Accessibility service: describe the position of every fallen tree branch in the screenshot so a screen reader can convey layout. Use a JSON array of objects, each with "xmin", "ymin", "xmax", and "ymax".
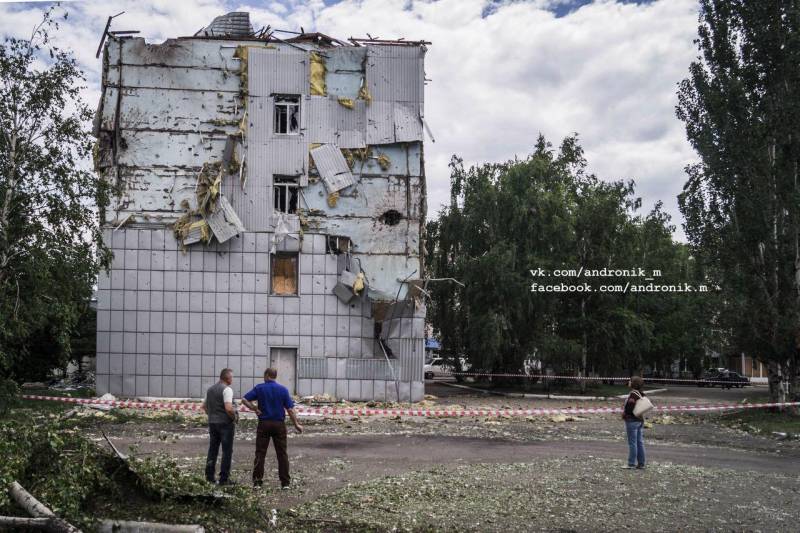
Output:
[
  {"xmin": 98, "ymin": 520, "xmax": 205, "ymax": 532},
  {"xmin": 0, "ymin": 515, "xmax": 51, "ymax": 529},
  {"xmin": 7, "ymin": 482, "xmax": 82, "ymax": 533}
]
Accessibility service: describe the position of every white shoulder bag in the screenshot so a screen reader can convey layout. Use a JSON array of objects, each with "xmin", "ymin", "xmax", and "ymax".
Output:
[{"xmin": 632, "ymin": 390, "xmax": 654, "ymax": 418}]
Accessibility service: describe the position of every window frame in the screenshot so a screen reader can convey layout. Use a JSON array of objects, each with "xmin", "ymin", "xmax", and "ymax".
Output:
[
  {"xmin": 270, "ymin": 252, "xmax": 299, "ymax": 296},
  {"xmin": 273, "ymin": 175, "xmax": 300, "ymax": 214},
  {"xmin": 273, "ymin": 95, "xmax": 301, "ymax": 135}
]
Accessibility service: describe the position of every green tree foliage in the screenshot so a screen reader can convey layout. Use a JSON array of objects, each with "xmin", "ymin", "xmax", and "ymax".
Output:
[
  {"xmin": 0, "ymin": 9, "xmax": 109, "ymax": 383},
  {"xmin": 425, "ymin": 136, "xmax": 710, "ymax": 382},
  {"xmin": 677, "ymin": 0, "xmax": 800, "ymax": 401}
]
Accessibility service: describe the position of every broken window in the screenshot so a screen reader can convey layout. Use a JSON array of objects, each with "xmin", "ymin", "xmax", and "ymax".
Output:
[
  {"xmin": 271, "ymin": 253, "xmax": 298, "ymax": 296},
  {"xmin": 274, "ymin": 175, "xmax": 299, "ymax": 214},
  {"xmin": 274, "ymin": 95, "xmax": 300, "ymax": 134},
  {"xmin": 326, "ymin": 235, "xmax": 352, "ymax": 255}
]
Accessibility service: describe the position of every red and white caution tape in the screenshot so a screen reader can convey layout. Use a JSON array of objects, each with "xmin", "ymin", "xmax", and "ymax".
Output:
[
  {"xmin": 21, "ymin": 395, "xmax": 800, "ymax": 418},
  {"xmin": 432, "ymin": 371, "xmax": 759, "ymax": 386}
]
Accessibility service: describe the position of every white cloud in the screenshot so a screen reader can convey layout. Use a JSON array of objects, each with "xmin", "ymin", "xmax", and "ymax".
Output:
[{"xmin": 0, "ymin": 0, "xmax": 701, "ymax": 238}]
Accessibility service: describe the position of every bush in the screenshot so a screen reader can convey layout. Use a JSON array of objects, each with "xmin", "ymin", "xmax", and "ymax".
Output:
[{"xmin": 0, "ymin": 379, "xmax": 19, "ymax": 417}]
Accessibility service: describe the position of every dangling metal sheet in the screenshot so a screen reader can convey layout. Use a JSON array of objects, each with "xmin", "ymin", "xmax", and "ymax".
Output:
[
  {"xmin": 310, "ymin": 144, "xmax": 355, "ymax": 193},
  {"xmin": 207, "ymin": 195, "xmax": 246, "ymax": 243}
]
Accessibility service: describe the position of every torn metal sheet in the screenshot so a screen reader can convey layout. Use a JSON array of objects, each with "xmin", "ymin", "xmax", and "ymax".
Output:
[
  {"xmin": 310, "ymin": 144, "xmax": 355, "ymax": 193},
  {"xmin": 248, "ymin": 48, "xmax": 309, "ymax": 97},
  {"xmin": 333, "ymin": 281, "xmax": 356, "ymax": 304},
  {"xmin": 206, "ymin": 195, "xmax": 245, "ymax": 243},
  {"xmin": 325, "ymin": 47, "xmax": 368, "ymax": 99},
  {"xmin": 393, "ymin": 102, "xmax": 423, "ymax": 142},
  {"xmin": 199, "ymin": 12, "xmax": 253, "ymax": 37}
]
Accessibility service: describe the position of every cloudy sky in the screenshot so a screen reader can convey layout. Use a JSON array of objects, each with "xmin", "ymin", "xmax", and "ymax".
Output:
[{"xmin": 0, "ymin": 0, "xmax": 701, "ymax": 239}]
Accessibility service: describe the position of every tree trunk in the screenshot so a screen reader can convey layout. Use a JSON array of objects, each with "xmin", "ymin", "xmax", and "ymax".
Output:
[
  {"xmin": 767, "ymin": 360, "xmax": 786, "ymax": 404},
  {"xmin": 580, "ymin": 297, "xmax": 587, "ymax": 394},
  {"xmin": 7, "ymin": 482, "xmax": 81, "ymax": 533}
]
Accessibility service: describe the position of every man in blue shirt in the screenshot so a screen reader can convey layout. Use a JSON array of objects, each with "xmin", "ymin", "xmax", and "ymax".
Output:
[{"xmin": 242, "ymin": 367, "xmax": 303, "ymax": 488}]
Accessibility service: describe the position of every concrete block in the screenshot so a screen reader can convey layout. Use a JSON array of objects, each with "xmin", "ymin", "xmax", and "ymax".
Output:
[
  {"xmin": 226, "ymin": 356, "xmax": 240, "ymax": 375},
  {"xmin": 267, "ymin": 315, "xmax": 283, "ymax": 335},
  {"xmin": 229, "ymin": 293, "xmax": 242, "ymax": 313},
  {"xmin": 254, "ymin": 356, "xmax": 269, "ymax": 375},
  {"xmin": 255, "ymin": 273, "xmax": 269, "ymax": 293},
  {"xmin": 176, "ymin": 271, "xmax": 191, "ymax": 292},
  {"xmin": 241, "ymin": 314, "xmax": 255, "ymax": 335},
  {"xmin": 136, "ymin": 293, "xmax": 149, "ymax": 312},
  {"xmin": 163, "ymin": 332, "xmax": 176, "ymax": 355},
  {"xmin": 348, "ymin": 337, "xmax": 362, "ymax": 357},
  {"xmin": 175, "ymin": 334, "xmax": 189, "ymax": 355},
  {"xmin": 325, "ymin": 255, "xmax": 339, "ymax": 275},
  {"xmin": 189, "ymin": 312, "xmax": 203, "ymax": 335},
  {"xmin": 161, "ymin": 377, "xmax": 176, "ymax": 397},
  {"xmin": 348, "ymin": 380, "xmax": 361, "ymax": 400},
  {"xmin": 255, "ymin": 251, "xmax": 269, "ymax": 274},
  {"xmin": 227, "ymin": 234, "xmax": 243, "ymax": 252},
  {"xmin": 151, "ymin": 250, "xmax": 164, "ymax": 271},
  {"xmin": 293, "ymin": 378, "xmax": 308, "ymax": 396},
  {"xmin": 337, "ymin": 337, "xmax": 349, "ymax": 357},
  {"xmin": 150, "ymin": 291, "xmax": 164, "ymax": 311},
  {"xmin": 205, "ymin": 252, "xmax": 217, "ymax": 272},
  {"xmin": 111, "ymin": 270, "xmax": 124, "ymax": 290},
  {"xmin": 96, "ymin": 373, "xmax": 109, "ymax": 395},
  {"xmin": 243, "ymin": 232, "xmax": 257, "ymax": 252},
  {"xmin": 299, "ymin": 295, "xmax": 314, "ymax": 314},
  {"xmin": 202, "ymin": 355, "xmax": 216, "ymax": 377},
  {"xmin": 124, "ymin": 249, "xmax": 137, "ymax": 270},
  {"xmin": 111, "ymin": 229, "xmax": 125, "ymax": 249},
  {"xmin": 189, "ymin": 333, "xmax": 203, "ymax": 355},
  {"xmin": 109, "ymin": 354, "xmax": 123, "ymax": 375},
  {"xmin": 124, "ymin": 270, "xmax": 137, "ymax": 290},
  {"xmin": 229, "ymin": 313, "xmax": 242, "ymax": 334},
  {"xmin": 176, "ymin": 354, "xmax": 190, "ymax": 375},
  {"xmin": 98, "ymin": 309, "xmax": 111, "ymax": 332},
  {"xmin": 255, "ymin": 335, "xmax": 268, "ymax": 355},
  {"xmin": 137, "ymin": 250, "xmax": 151, "ymax": 271},
  {"xmin": 110, "ymin": 332, "xmax": 123, "ymax": 353},
  {"xmin": 176, "ymin": 312, "xmax": 190, "ymax": 333},
  {"xmin": 410, "ymin": 380, "xmax": 424, "ymax": 402},
  {"xmin": 214, "ymin": 292, "xmax": 229, "ymax": 312},
  {"xmin": 300, "ymin": 317, "xmax": 313, "ymax": 336},
  {"xmin": 188, "ymin": 376, "xmax": 202, "ymax": 398},
  {"xmin": 216, "ymin": 313, "xmax": 229, "ymax": 334},
  {"xmin": 123, "ymin": 310, "xmax": 137, "ymax": 331},
  {"xmin": 201, "ymin": 333, "xmax": 215, "ymax": 355},
  {"xmin": 111, "ymin": 289, "xmax": 125, "ymax": 312},
  {"xmin": 362, "ymin": 338, "xmax": 375, "ymax": 358},
  {"xmin": 337, "ymin": 316, "xmax": 349, "ymax": 336},
  {"xmin": 312, "ymin": 274, "xmax": 325, "ymax": 295},
  {"xmin": 216, "ymin": 272, "xmax": 230, "ymax": 292},
  {"xmin": 323, "ymin": 379, "xmax": 336, "ymax": 396},
  {"xmin": 268, "ymin": 296, "xmax": 284, "ymax": 314},
  {"xmin": 202, "ymin": 312, "xmax": 216, "ymax": 333},
  {"xmin": 112, "ymin": 251, "xmax": 124, "ymax": 271},
  {"xmin": 163, "ymin": 270, "xmax": 177, "ymax": 291},
  {"xmin": 150, "ymin": 312, "xmax": 164, "ymax": 333},
  {"xmin": 242, "ymin": 293, "xmax": 256, "ymax": 313},
  {"xmin": 96, "ymin": 352, "xmax": 110, "ymax": 373},
  {"xmin": 189, "ymin": 250, "xmax": 204, "ymax": 271},
  {"xmin": 178, "ymin": 251, "xmax": 191, "ymax": 271},
  {"xmin": 123, "ymin": 375, "xmax": 137, "ymax": 397},
  {"xmin": 241, "ymin": 355, "xmax": 254, "ymax": 377},
  {"xmin": 203, "ymin": 272, "xmax": 216, "ymax": 292},
  {"xmin": 239, "ymin": 377, "xmax": 255, "ymax": 394},
  {"xmin": 300, "ymin": 254, "xmax": 312, "ymax": 274},
  {"xmin": 283, "ymin": 335, "xmax": 299, "ymax": 347},
  {"xmin": 163, "ymin": 311, "xmax": 177, "ymax": 332},
  {"xmin": 190, "ymin": 271, "xmax": 203, "ymax": 290},
  {"xmin": 164, "ymin": 250, "xmax": 178, "ymax": 271},
  {"xmin": 299, "ymin": 273, "xmax": 312, "ymax": 295},
  {"xmin": 299, "ymin": 335, "xmax": 311, "ymax": 356},
  {"xmin": 335, "ymin": 357, "xmax": 347, "ymax": 378},
  {"xmin": 149, "ymin": 353, "xmax": 163, "ymax": 374},
  {"xmin": 312, "ymin": 234, "xmax": 327, "ymax": 254},
  {"xmin": 228, "ymin": 269, "xmax": 242, "ymax": 293},
  {"xmin": 254, "ymin": 313, "xmax": 268, "ymax": 333},
  {"xmin": 284, "ymin": 315, "xmax": 300, "ymax": 336},
  {"xmin": 312, "ymin": 336, "xmax": 324, "ymax": 357},
  {"xmin": 109, "ymin": 374, "xmax": 123, "ymax": 396},
  {"xmin": 324, "ymin": 316, "xmax": 337, "ymax": 337},
  {"xmin": 255, "ymin": 233, "xmax": 270, "ymax": 252},
  {"xmin": 123, "ymin": 332, "xmax": 137, "ymax": 354},
  {"xmin": 242, "ymin": 253, "xmax": 256, "ymax": 273},
  {"xmin": 110, "ymin": 311, "xmax": 124, "ymax": 332},
  {"xmin": 137, "ymin": 231, "xmax": 151, "ymax": 250},
  {"xmin": 214, "ymin": 334, "xmax": 228, "ymax": 354},
  {"xmin": 151, "ymin": 230, "xmax": 165, "ymax": 251},
  {"xmin": 228, "ymin": 334, "xmax": 241, "ymax": 355},
  {"xmin": 229, "ymin": 252, "xmax": 243, "ymax": 273},
  {"xmin": 125, "ymin": 229, "xmax": 139, "ymax": 250},
  {"xmin": 176, "ymin": 376, "xmax": 189, "ymax": 398},
  {"xmin": 135, "ymin": 353, "xmax": 148, "ymax": 374},
  {"xmin": 325, "ymin": 275, "xmax": 338, "ymax": 294},
  {"xmin": 335, "ymin": 379, "xmax": 348, "ymax": 399},
  {"xmin": 312, "ymin": 254, "xmax": 325, "ymax": 275},
  {"xmin": 241, "ymin": 335, "xmax": 256, "ymax": 356},
  {"xmin": 349, "ymin": 317, "xmax": 362, "ymax": 337},
  {"xmin": 242, "ymin": 273, "xmax": 256, "ymax": 294}
]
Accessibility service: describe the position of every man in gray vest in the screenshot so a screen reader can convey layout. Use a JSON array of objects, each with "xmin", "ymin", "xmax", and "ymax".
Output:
[{"xmin": 201, "ymin": 368, "xmax": 237, "ymax": 485}]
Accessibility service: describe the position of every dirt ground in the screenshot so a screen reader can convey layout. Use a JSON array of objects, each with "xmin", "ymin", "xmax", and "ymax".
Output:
[{"xmin": 81, "ymin": 383, "xmax": 800, "ymax": 531}]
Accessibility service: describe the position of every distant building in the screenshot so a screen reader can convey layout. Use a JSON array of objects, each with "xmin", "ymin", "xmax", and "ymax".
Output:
[{"xmin": 94, "ymin": 12, "xmax": 429, "ymax": 400}]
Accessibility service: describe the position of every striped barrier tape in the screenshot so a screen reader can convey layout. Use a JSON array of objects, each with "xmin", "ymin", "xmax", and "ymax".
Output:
[
  {"xmin": 21, "ymin": 395, "xmax": 800, "ymax": 418},
  {"xmin": 430, "ymin": 371, "xmax": 760, "ymax": 386}
]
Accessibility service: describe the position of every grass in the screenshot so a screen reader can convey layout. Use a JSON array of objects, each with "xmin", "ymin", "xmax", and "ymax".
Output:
[{"xmin": 717, "ymin": 408, "xmax": 800, "ymax": 435}]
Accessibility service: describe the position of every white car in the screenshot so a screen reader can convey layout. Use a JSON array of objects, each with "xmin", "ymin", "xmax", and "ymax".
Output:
[{"xmin": 424, "ymin": 356, "xmax": 471, "ymax": 380}]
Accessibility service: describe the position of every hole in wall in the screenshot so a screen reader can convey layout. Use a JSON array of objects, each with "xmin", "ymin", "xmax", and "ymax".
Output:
[{"xmin": 379, "ymin": 209, "xmax": 402, "ymax": 226}]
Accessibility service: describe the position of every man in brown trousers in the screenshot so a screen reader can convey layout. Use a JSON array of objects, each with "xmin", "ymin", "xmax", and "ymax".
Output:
[{"xmin": 241, "ymin": 368, "xmax": 303, "ymax": 488}]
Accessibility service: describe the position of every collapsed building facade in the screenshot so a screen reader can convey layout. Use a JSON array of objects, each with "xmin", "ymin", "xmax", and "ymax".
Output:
[{"xmin": 94, "ymin": 13, "xmax": 429, "ymax": 401}]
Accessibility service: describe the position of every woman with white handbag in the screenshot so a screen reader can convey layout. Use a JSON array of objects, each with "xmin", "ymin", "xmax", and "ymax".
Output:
[{"xmin": 622, "ymin": 376, "xmax": 654, "ymax": 469}]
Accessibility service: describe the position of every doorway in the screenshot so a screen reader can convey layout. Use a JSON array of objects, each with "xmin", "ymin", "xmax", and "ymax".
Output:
[{"xmin": 270, "ymin": 347, "xmax": 297, "ymax": 395}]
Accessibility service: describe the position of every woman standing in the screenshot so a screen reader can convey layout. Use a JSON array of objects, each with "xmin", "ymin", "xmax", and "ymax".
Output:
[{"xmin": 622, "ymin": 376, "xmax": 646, "ymax": 469}]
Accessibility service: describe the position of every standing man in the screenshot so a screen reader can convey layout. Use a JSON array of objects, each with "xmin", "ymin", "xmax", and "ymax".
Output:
[
  {"xmin": 241, "ymin": 367, "xmax": 303, "ymax": 489},
  {"xmin": 201, "ymin": 368, "xmax": 237, "ymax": 485}
]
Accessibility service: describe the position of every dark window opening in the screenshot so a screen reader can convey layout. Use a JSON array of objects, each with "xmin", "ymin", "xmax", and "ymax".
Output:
[
  {"xmin": 379, "ymin": 209, "xmax": 403, "ymax": 226},
  {"xmin": 274, "ymin": 175, "xmax": 299, "ymax": 214},
  {"xmin": 274, "ymin": 95, "xmax": 300, "ymax": 134},
  {"xmin": 271, "ymin": 253, "xmax": 298, "ymax": 296},
  {"xmin": 326, "ymin": 235, "xmax": 352, "ymax": 255}
]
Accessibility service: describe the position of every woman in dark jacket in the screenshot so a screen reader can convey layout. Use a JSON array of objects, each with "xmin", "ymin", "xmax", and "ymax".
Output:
[{"xmin": 622, "ymin": 376, "xmax": 646, "ymax": 469}]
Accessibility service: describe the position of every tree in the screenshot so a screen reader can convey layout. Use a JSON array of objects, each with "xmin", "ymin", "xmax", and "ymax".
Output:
[
  {"xmin": 0, "ymin": 8, "xmax": 109, "ymax": 385},
  {"xmin": 425, "ymin": 135, "xmax": 701, "ymax": 385},
  {"xmin": 677, "ymin": 0, "xmax": 800, "ymax": 401}
]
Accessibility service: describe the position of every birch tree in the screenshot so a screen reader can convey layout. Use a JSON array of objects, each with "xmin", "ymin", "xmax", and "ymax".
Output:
[{"xmin": 0, "ymin": 8, "xmax": 109, "ymax": 381}]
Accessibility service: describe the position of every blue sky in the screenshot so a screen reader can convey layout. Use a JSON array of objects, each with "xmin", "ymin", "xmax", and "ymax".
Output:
[{"xmin": 0, "ymin": 0, "xmax": 701, "ymax": 239}]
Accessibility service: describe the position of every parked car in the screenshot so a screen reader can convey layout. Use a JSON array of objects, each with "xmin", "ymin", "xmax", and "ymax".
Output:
[
  {"xmin": 697, "ymin": 370, "xmax": 750, "ymax": 389},
  {"xmin": 424, "ymin": 357, "xmax": 471, "ymax": 380}
]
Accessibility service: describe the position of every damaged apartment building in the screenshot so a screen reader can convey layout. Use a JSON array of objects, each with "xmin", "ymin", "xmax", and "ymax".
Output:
[{"xmin": 94, "ymin": 12, "xmax": 429, "ymax": 401}]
